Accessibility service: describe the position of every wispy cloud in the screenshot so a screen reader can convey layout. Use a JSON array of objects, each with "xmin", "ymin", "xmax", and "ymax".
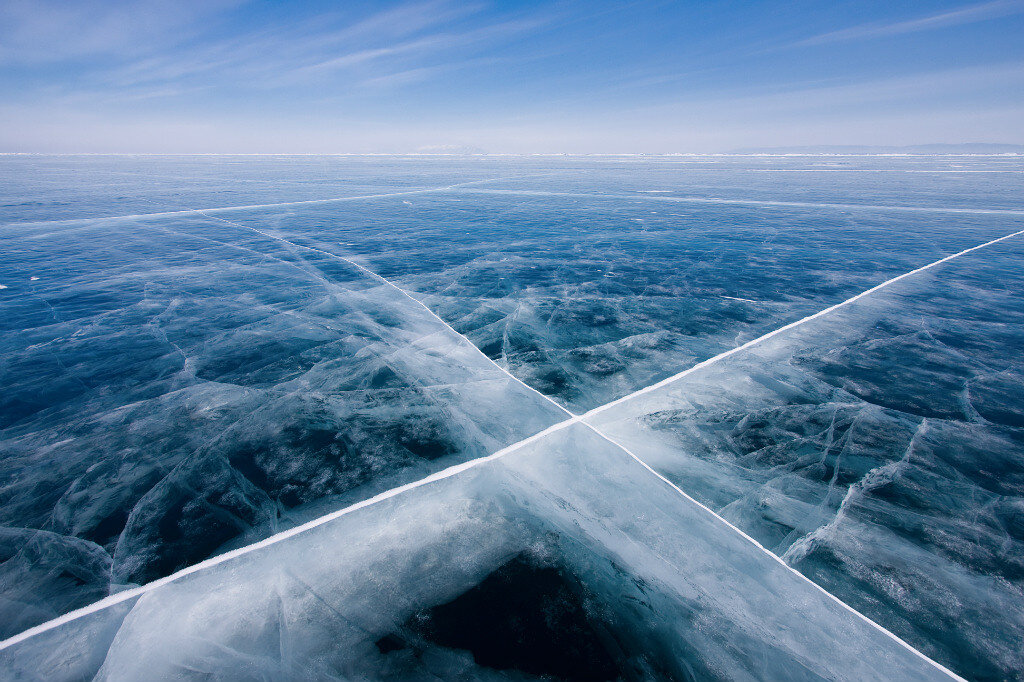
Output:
[
  {"xmin": 23, "ymin": 0, "xmax": 552, "ymax": 102},
  {"xmin": 0, "ymin": 0, "xmax": 241, "ymax": 64},
  {"xmin": 292, "ymin": 16, "xmax": 548, "ymax": 78},
  {"xmin": 793, "ymin": 0, "xmax": 1024, "ymax": 47}
]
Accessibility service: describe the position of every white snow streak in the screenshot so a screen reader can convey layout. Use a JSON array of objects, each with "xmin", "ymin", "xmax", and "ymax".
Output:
[
  {"xmin": 0, "ymin": 177, "xmax": 527, "ymax": 230},
  {"xmin": 454, "ymin": 188, "xmax": 1024, "ymax": 216}
]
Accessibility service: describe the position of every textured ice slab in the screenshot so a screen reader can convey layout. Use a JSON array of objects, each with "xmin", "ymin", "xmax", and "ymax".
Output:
[
  {"xmin": 0, "ymin": 216, "xmax": 566, "ymax": 637},
  {"xmin": 3, "ymin": 155, "xmax": 1023, "ymax": 678},
  {"xmin": 586, "ymin": 244, "xmax": 1024, "ymax": 680},
  {"xmin": 211, "ymin": 194, "xmax": 1022, "ymax": 412},
  {"xmin": 0, "ymin": 423, "xmax": 955, "ymax": 681},
  {"xmin": 149, "ymin": 152, "xmax": 1022, "ymax": 415},
  {"xmin": 5, "ymin": 155, "xmax": 1022, "ymax": 414},
  {"xmin": 3, "ymin": 155, "xmax": 1022, "ymax": 225}
]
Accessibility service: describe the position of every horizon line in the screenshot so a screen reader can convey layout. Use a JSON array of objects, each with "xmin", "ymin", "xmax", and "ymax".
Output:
[{"xmin": 3, "ymin": 151, "xmax": 1024, "ymax": 158}]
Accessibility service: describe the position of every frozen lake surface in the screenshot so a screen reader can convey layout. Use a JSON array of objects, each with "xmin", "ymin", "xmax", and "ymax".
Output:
[{"xmin": 1, "ymin": 154, "xmax": 1022, "ymax": 681}]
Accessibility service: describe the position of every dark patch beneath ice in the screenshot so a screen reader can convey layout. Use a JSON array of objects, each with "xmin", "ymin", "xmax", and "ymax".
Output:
[{"xmin": 381, "ymin": 554, "xmax": 626, "ymax": 681}]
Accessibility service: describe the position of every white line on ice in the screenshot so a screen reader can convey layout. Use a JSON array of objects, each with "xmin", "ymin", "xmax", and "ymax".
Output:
[
  {"xmin": 584, "ymin": 225, "xmax": 1024, "ymax": 420},
  {"xmin": 7, "ymin": 175, "xmax": 1023, "ymax": 232},
  {"xmin": 578, "ymin": 423, "xmax": 967, "ymax": 682},
  {"xmin": 453, "ymin": 188, "xmax": 1024, "ymax": 216},
  {"xmin": 3, "ymin": 223, "xmax": 1021, "ymax": 674},
  {"xmin": 0, "ymin": 177, "xmax": 522, "ymax": 230},
  {"xmin": 0, "ymin": 419, "xmax": 575, "ymax": 651},
  {"xmin": 0, "ymin": 189, "xmax": 439, "ymax": 229}
]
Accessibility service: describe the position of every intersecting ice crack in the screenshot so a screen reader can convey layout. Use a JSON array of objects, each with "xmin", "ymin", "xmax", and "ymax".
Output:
[
  {"xmin": 210, "ymin": 216, "xmax": 1022, "ymax": 681},
  {"xmin": 4, "ymin": 216, "xmax": 1023, "ymax": 680}
]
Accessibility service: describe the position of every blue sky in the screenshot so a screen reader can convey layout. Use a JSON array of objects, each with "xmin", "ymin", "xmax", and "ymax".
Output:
[{"xmin": 1, "ymin": 0, "xmax": 1023, "ymax": 152}]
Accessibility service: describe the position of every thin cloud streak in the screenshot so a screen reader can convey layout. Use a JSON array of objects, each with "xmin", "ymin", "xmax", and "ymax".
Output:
[
  {"xmin": 793, "ymin": 0, "xmax": 1024, "ymax": 47},
  {"xmin": 46, "ymin": 1, "xmax": 552, "ymax": 100},
  {"xmin": 297, "ymin": 17, "xmax": 549, "ymax": 77}
]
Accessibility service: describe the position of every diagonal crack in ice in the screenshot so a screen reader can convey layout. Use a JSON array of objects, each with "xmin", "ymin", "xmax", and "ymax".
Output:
[
  {"xmin": 192, "ymin": 209, "xmax": 577, "ymax": 420},
  {"xmin": 582, "ymin": 226, "xmax": 1024, "ymax": 421},
  {"xmin": 0, "ymin": 175, "xmax": 537, "ymax": 230},
  {"xmin": 451, "ymin": 188, "xmax": 1024, "ymax": 217}
]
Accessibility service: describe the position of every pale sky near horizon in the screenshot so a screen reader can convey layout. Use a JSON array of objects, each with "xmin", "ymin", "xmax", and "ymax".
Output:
[{"xmin": 1, "ymin": 0, "xmax": 1023, "ymax": 153}]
